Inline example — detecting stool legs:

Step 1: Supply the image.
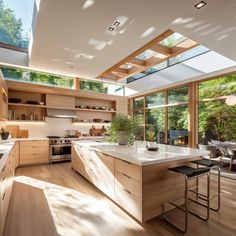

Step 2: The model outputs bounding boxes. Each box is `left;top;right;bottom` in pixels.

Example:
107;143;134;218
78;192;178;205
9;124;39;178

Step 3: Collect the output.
162;173;210;233
194;165;221;211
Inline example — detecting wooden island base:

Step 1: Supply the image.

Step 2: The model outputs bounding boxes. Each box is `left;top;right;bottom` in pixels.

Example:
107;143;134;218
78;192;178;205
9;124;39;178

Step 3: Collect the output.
72;144;200;222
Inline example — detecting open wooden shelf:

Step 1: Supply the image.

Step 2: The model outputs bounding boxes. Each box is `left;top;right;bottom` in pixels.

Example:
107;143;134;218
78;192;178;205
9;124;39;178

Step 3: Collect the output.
7;120;45;123
72;122;111;125
8;103;116;113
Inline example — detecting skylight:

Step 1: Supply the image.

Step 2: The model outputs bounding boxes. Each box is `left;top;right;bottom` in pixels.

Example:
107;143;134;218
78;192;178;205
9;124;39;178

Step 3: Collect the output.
0;0;35;50
159;32;187;47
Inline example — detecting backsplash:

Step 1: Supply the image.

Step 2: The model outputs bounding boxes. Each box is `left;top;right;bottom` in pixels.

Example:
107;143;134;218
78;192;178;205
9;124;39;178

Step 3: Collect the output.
0;118;108;138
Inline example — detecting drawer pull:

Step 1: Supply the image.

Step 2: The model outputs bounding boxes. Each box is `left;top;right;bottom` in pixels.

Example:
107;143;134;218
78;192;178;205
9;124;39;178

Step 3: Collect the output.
2;193;5;201
123;173;131;179
124;189;131;195
32;146;37;148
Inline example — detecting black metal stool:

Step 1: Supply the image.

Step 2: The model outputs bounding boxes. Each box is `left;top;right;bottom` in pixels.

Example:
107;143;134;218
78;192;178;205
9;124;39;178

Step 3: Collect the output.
162;165;210;233
191;159;221;211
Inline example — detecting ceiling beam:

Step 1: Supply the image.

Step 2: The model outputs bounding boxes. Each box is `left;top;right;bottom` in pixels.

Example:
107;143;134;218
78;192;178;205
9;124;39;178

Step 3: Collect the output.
98;29;174;80
149;43;171;55
126;58;146;68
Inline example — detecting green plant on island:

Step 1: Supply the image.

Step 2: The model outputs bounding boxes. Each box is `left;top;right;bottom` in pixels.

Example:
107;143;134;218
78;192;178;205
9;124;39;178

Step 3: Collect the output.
105;115;136;145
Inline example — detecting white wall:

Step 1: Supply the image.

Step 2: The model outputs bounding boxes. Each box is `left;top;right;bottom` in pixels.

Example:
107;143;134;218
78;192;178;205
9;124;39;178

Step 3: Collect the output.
0;117;108;138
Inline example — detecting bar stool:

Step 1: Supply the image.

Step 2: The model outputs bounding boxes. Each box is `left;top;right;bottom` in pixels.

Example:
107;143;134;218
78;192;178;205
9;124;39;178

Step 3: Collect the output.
191;159;221;211
162;165;210;233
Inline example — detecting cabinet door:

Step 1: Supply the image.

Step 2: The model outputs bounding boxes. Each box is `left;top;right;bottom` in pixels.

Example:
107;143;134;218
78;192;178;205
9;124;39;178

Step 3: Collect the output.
71;145;89;180
92;151;115;199
20;141;49;165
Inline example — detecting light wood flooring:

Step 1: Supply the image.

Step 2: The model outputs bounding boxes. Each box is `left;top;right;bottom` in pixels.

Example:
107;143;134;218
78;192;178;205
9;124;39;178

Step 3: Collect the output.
3;163;236;236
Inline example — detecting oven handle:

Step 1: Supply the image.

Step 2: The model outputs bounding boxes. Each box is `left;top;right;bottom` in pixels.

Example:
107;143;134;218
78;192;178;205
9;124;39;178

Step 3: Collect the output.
50;144;71;148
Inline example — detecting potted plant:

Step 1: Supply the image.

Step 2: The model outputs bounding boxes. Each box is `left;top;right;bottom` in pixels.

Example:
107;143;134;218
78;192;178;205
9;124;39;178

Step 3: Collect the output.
0;127;9;140
106;115;135;145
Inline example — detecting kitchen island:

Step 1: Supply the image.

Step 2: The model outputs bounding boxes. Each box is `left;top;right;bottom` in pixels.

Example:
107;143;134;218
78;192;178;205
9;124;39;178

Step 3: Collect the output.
72;141;209;222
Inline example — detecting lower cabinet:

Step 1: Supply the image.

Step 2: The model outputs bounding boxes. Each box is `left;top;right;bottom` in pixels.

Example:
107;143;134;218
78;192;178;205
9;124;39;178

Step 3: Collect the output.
19;140;49;165
71;144;142;221
0;143;16;236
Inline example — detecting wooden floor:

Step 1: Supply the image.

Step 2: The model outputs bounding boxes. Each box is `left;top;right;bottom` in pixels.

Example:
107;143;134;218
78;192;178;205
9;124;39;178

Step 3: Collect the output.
3;163;236;236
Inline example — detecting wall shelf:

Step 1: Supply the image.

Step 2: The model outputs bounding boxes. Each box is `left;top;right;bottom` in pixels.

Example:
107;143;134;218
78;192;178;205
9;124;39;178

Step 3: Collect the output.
8;103;116;113
72;122;111;125
7;120;45;123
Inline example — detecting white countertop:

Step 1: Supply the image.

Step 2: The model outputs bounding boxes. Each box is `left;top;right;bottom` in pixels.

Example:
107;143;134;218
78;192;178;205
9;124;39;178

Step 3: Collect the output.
0;141;15;172
73;141;209;166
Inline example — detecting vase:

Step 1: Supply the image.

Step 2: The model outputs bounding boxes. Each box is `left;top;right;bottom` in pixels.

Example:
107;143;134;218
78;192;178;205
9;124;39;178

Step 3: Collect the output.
1;132;9;140
117;131;128;145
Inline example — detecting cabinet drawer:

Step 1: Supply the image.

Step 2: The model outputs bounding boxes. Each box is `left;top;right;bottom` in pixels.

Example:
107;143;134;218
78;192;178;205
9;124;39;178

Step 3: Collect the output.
20;140;48;148
114;184;141;221
20;146;49;155
20;153;49;165
115;159;141;182
115;171;141;198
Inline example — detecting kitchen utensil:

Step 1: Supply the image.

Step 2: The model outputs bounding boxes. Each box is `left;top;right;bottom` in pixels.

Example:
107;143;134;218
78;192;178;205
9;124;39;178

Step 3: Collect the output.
6;125;19;138
17;130;29;138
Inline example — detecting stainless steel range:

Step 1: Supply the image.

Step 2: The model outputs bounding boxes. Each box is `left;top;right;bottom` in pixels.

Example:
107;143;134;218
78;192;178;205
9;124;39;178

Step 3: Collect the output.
48;136;79;163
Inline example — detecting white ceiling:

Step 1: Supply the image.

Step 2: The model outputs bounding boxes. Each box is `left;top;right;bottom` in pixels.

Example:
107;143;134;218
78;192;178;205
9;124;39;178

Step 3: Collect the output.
29;0;236;80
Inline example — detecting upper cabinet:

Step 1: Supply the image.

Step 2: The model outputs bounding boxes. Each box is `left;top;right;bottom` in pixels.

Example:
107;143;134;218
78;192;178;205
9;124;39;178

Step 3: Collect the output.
0;70;8;121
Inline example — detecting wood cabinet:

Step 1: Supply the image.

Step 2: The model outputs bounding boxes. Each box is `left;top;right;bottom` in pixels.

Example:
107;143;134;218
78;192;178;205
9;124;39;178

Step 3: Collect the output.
72;145;142;221
0;71;8;121
72;145;115;199
0;143;16;236
72;145;199;222
19;140;49;165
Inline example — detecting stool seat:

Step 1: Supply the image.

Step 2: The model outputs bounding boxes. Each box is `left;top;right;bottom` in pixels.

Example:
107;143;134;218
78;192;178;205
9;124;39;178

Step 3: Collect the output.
191;159;219;167
169;165;210;178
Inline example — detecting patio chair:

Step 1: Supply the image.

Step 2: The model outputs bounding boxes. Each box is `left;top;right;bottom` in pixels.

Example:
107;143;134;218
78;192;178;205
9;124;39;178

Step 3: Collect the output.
217;145;235;171
226;148;236;171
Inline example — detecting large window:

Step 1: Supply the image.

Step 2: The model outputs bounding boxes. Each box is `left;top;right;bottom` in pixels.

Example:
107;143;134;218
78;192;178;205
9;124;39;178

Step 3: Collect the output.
133;86;189;146
198;75;236;144
133;97;145;140
0;0;35;50
80;79;124;96
1;66;75;88
146;108;165;143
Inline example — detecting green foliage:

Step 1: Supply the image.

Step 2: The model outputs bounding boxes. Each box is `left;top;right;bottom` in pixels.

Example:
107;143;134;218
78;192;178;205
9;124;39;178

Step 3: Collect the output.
1;66;74;88
0;0;28;48
106;115;137;144
198;75;236;143
80;80;107;93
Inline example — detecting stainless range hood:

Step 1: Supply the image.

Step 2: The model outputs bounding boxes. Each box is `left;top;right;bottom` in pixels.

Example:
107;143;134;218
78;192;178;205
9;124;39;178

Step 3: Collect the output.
46;108;77;119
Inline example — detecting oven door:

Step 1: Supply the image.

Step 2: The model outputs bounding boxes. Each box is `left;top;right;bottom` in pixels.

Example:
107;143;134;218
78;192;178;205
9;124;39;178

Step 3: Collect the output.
49;144;71;162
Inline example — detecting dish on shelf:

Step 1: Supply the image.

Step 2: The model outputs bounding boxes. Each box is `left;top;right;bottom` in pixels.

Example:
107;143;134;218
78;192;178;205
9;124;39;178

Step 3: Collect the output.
27;101;38;105
93;118;103;123
8;98;21;103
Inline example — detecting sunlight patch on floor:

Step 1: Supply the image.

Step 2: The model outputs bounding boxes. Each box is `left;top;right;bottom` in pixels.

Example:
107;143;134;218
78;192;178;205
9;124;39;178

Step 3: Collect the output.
14;176;145;236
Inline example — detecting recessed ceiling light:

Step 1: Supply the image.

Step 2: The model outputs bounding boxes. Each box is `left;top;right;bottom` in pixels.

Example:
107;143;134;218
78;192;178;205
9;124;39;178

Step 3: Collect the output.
194;1;207;9
114;21;120;26
108;27;115;31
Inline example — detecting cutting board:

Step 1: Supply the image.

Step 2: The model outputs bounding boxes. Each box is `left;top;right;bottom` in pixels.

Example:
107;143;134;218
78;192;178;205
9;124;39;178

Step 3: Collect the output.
6;125;19;138
17;130;29;138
